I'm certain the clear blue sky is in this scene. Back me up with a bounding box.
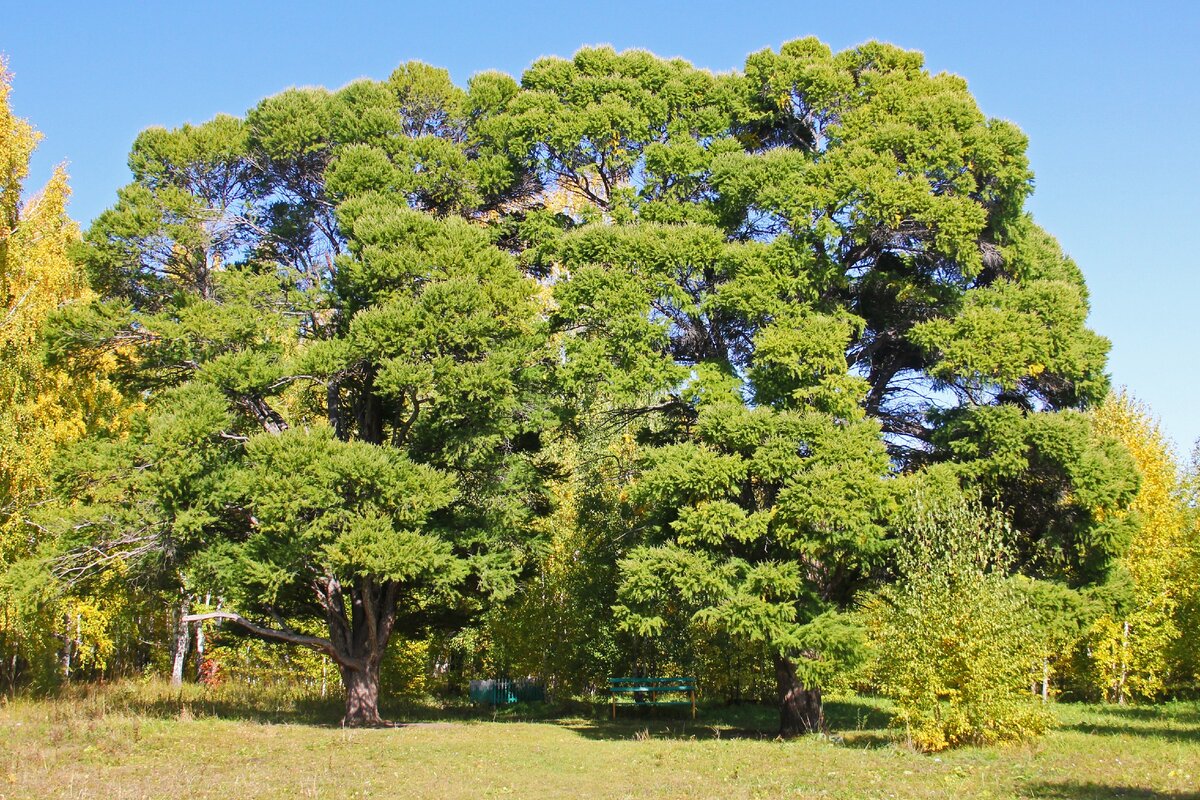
[4,1,1198,454]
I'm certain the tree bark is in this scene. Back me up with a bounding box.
[194,619,207,683]
[186,609,391,726]
[341,664,384,727]
[1116,620,1131,705]
[327,378,345,440]
[774,653,824,738]
[171,597,190,687]
[185,576,400,726]
[60,613,73,681]
[237,395,288,435]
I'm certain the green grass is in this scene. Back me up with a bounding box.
[1,683,1197,799]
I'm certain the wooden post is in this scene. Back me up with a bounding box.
[691,688,696,719]
[611,694,616,720]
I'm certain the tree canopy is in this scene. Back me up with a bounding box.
[7,38,1169,732]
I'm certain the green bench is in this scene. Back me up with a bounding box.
[607,676,696,719]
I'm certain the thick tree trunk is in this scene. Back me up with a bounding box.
[341,664,384,727]
[332,576,398,726]
[327,379,345,440]
[184,577,399,725]
[774,653,824,738]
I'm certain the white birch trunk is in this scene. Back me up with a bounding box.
[170,597,190,687]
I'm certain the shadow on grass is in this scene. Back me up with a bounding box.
[1075,704,1200,726]
[547,697,895,747]
[54,681,481,728]
[1063,722,1200,743]
[825,696,894,732]
[72,689,346,727]
[53,682,897,746]
[1026,782,1200,799]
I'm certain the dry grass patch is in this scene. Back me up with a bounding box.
[0,684,1197,799]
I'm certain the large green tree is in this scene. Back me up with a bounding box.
[49,40,1134,733]
[51,64,548,725]
[511,41,1133,734]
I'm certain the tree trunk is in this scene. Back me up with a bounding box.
[774,653,824,738]
[183,577,399,725]
[60,613,73,681]
[194,620,206,682]
[1116,620,1131,705]
[170,597,190,687]
[341,664,384,727]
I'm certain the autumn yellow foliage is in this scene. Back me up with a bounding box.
[1088,391,1200,700]
[1,61,128,683]
[0,62,125,559]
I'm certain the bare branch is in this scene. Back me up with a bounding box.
[182,611,353,668]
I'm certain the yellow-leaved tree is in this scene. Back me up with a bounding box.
[0,60,127,687]
[1087,391,1200,701]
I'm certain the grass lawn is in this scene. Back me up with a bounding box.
[1,684,1197,799]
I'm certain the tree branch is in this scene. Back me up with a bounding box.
[234,394,289,435]
[182,611,351,668]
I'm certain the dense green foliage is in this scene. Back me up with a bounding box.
[2,39,1195,741]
